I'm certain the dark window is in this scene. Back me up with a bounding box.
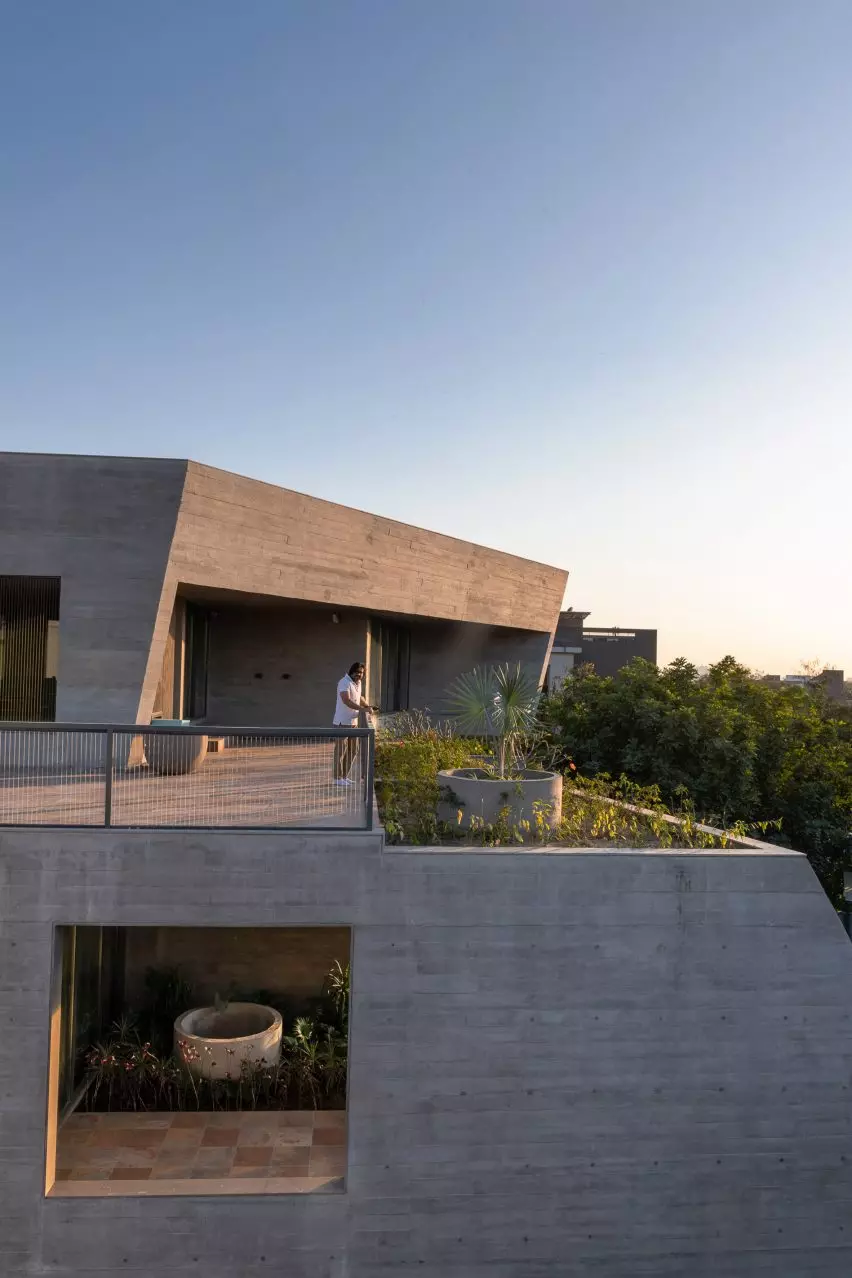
[369,619,410,713]
[183,604,210,720]
[0,576,60,721]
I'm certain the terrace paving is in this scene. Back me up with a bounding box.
[51,1109,346,1197]
[0,740,367,828]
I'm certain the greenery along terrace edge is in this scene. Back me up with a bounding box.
[375,651,852,888]
[375,736,773,851]
[374,718,777,852]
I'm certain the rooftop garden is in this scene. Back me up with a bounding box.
[376,657,852,898]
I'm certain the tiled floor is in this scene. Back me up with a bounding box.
[51,1109,346,1197]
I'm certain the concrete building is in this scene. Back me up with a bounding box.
[762,670,846,702]
[2,824,852,1275]
[4,454,852,1276]
[0,453,568,725]
[547,608,658,687]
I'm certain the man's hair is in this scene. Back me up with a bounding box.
[348,661,364,678]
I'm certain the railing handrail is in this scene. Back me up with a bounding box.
[0,722,374,738]
[0,722,375,832]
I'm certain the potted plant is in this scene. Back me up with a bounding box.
[142,720,209,775]
[438,663,562,838]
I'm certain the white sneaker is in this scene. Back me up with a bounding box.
[335,778,353,787]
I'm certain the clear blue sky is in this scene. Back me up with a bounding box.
[2,1,850,673]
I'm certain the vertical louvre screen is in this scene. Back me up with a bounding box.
[0,576,61,721]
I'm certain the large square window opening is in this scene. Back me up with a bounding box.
[46,925,350,1197]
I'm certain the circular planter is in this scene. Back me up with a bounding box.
[143,732,209,775]
[437,768,562,839]
[174,1003,283,1080]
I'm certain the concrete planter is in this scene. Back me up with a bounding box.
[174,1003,283,1080]
[437,768,562,838]
[143,732,208,776]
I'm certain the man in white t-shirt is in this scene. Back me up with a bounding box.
[333,661,376,783]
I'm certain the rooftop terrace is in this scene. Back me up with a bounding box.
[0,724,374,830]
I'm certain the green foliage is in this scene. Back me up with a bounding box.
[84,961,349,1112]
[540,657,852,898]
[374,709,764,850]
[325,959,350,1032]
[458,777,765,850]
[445,663,541,778]
[378,707,459,740]
[375,732,481,844]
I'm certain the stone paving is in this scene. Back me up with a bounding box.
[50,1109,346,1197]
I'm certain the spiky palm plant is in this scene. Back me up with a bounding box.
[445,663,541,778]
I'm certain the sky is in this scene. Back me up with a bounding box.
[1,1,850,674]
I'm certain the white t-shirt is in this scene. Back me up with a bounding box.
[333,675,362,726]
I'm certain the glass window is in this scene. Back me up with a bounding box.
[369,620,410,713]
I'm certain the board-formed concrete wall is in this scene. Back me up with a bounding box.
[203,604,369,726]
[124,925,351,1006]
[172,461,565,633]
[1,829,852,1277]
[0,454,188,721]
[406,619,555,712]
[0,454,567,724]
[204,608,554,726]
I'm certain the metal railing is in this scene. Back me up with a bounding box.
[0,723,375,831]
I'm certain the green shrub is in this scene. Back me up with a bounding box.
[540,657,852,897]
[375,733,481,844]
[83,961,349,1113]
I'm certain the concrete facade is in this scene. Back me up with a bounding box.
[407,619,556,713]
[0,454,567,725]
[0,454,187,721]
[202,607,555,727]
[2,826,852,1276]
[203,603,369,727]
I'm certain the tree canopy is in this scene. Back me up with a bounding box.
[541,657,852,900]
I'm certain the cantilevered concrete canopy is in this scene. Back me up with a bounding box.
[0,454,568,723]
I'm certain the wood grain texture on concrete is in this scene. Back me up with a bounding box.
[171,461,566,632]
[1,455,568,724]
[0,454,188,722]
[2,829,852,1277]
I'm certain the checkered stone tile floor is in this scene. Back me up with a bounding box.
[50,1109,346,1197]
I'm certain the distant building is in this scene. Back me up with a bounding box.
[762,669,845,701]
[546,609,657,688]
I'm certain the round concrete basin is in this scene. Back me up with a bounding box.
[438,768,562,839]
[143,732,208,775]
[174,1003,283,1079]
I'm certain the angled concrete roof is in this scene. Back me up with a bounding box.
[0,453,568,720]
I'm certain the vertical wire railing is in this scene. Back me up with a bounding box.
[0,726,106,825]
[0,724,374,830]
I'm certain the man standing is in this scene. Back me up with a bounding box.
[333,661,375,784]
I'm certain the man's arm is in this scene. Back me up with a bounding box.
[341,691,378,712]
